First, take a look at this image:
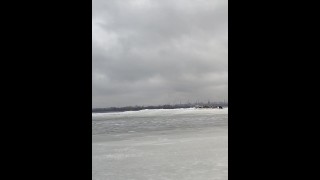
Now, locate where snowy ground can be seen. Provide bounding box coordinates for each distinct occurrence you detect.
[93,108,228,180]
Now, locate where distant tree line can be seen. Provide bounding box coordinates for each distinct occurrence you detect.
[92,101,228,113]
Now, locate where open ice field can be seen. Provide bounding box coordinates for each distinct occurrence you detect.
[92,108,228,180]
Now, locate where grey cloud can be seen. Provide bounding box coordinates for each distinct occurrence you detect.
[93,0,228,108]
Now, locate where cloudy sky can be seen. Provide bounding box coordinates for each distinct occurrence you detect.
[93,0,228,108]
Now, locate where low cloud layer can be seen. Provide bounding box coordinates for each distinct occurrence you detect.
[93,0,228,108]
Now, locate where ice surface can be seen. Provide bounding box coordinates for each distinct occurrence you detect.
[93,108,228,180]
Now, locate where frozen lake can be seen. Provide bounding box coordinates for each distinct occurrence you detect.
[92,108,228,180]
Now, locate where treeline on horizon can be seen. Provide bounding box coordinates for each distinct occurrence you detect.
[92,102,228,113]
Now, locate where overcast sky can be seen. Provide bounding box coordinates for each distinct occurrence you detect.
[93,0,228,108]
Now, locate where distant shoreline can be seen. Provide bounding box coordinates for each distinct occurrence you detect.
[92,103,228,114]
